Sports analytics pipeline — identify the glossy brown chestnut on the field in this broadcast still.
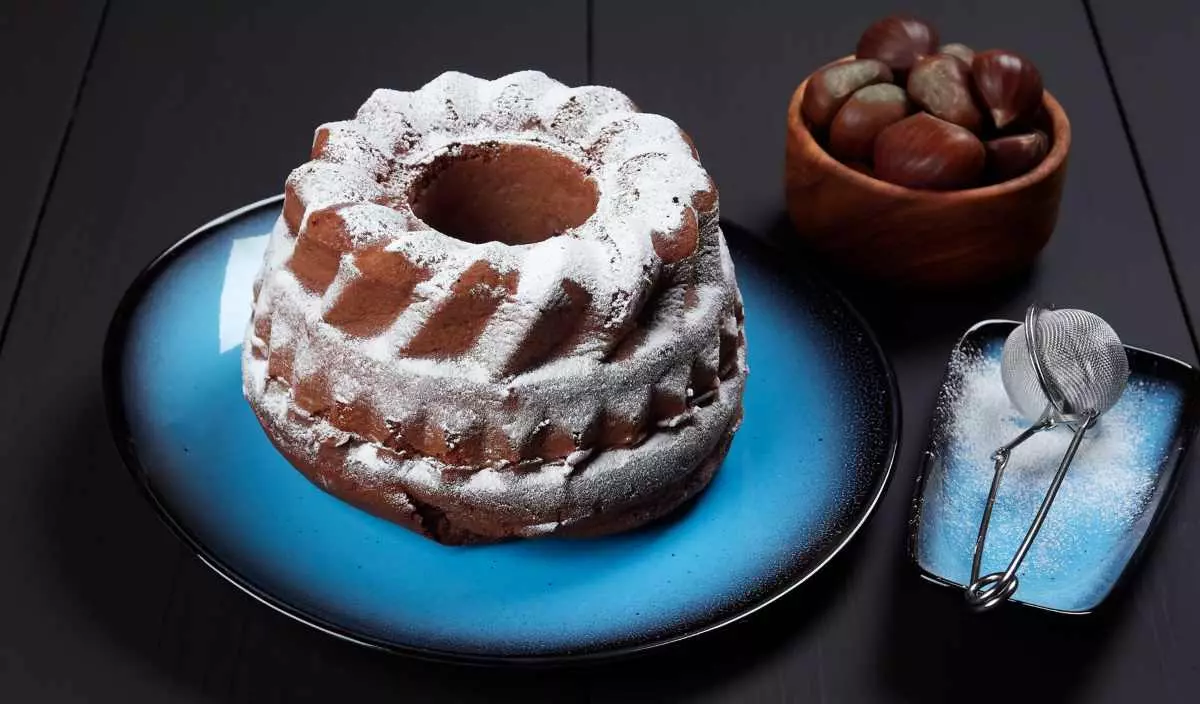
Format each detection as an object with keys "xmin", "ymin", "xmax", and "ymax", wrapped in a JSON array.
[
  {"xmin": 972, "ymin": 50, "xmax": 1044, "ymax": 129},
  {"xmin": 986, "ymin": 130, "xmax": 1049, "ymax": 182},
  {"xmin": 874, "ymin": 113, "xmax": 986, "ymax": 190},
  {"xmin": 855, "ymin": 15, "xmax": 939, "ymax": 73},
  {"xmin": 907, "ymin": 53, "xmax": 984, "ymax": 133},
  {"xmin": 828, "ymin": 84, "xmax": 911, "ymax": 163},
  {"xmin": 939, "ymin": 43, "xmax": 975, "ymax": 64},
  {"xmin": 800, "ymin": 59, "xmax": 894, "ymax": 129}
]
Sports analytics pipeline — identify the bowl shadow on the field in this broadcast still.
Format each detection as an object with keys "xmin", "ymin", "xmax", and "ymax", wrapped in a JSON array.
[{"xmin": 748, "ymin": 213, "xmax": 1037, "ymax": 351}]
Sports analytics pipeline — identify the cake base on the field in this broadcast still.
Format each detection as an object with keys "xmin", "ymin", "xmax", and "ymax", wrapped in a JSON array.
[{"xmin": 256, "ymin": 409, "xmax": 741, "ymax": 545}]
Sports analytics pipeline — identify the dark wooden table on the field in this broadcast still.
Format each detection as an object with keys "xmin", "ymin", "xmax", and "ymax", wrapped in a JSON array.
[{"xmin": 3, "ymin": 1, "xmax": 1197, "ymax": 701}]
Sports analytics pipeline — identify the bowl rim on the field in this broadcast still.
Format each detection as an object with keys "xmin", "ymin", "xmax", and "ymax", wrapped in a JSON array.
[{"xmin": 787, "ymin": 57, "xmax": 1071, "ymax": 199}]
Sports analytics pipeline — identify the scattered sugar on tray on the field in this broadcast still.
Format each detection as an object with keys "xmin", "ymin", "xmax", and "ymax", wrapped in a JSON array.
[{"xmin": 942, "ymin": 347, "xmax": 1167, "ymax": 577}]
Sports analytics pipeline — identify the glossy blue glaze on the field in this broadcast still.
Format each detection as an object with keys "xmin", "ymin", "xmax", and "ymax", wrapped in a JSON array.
[
  {"xmin": 915, "ymin": 323, "xmax": 1199, "ymax": 613},
  {"xmin": 108, "ymin": 199, "xmax": 896, "ymax": 660}
]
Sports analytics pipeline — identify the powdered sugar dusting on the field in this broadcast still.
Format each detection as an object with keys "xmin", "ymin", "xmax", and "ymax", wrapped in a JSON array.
[
  {"xmin": 283, "ymin": 70, "xmax": 724, "ymax": 371},
  {"xmin": 244, "ymin": 71, "xmax": 749, "ymax": 539},
  {"xmin": 251, "ymin": 363, "xmax": 744, "ymax": 530},
  {"xmin": 945, "ymin": 349, "xmax": 1159, "ymax": 531},
  {"xmin": 925, "ymin": 343, "xmax": 1181, "ymax": 599}
]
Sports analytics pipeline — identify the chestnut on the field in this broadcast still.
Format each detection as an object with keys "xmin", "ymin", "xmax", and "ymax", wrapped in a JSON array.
[
  {"xmin": 856, "ymin": 15, "xmax": 939, "ymax": 73},
  {"xmin": 828, "ymin": 84, "xmax": 912, "ymax": 163},
  {"xmin": 907, "ymin": 54, "xmax": 984, "ymax": 133},
  {"xmin": 874, "ymin": 113, "xmax": 986, "ymax": 190},
  {"xmin": 939, "ymin": 43, "xmax": 975, "ymax": 64},
  {"xmin": 801, "ymin": 59, "xmax": 894, "ymax": 129},
  {"xmin": 972, "ymin": 50, "xmax": 1044, "ymax": 130},
  {"xmin": 985, "ymin": 130, "xmax": 1049, "ymax": 181}
]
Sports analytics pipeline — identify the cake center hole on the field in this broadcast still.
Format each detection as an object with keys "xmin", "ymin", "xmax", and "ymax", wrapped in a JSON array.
[{"xmin": 410, "ymin": 143, "xmax": 598, "ymax": 245}]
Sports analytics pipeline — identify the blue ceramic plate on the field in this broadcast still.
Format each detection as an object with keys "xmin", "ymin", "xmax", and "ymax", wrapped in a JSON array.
[
  {"xmin": 103, "ymin": 196, "xmax": 899, "ymax": 663},
  {"xmin": 911, "ymin": 320, "xmax": 1200, "ymax": 613}
]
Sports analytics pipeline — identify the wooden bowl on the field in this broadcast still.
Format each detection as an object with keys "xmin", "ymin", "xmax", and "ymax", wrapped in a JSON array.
[{"xmin": 784, "ymin": 66, "xmax": 1070, "ymax": 289}]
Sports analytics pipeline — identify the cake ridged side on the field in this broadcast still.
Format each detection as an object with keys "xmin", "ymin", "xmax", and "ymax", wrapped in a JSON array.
[{"xmin": 243, "ymin": 71, "xmax": 748, "ymax": 542}]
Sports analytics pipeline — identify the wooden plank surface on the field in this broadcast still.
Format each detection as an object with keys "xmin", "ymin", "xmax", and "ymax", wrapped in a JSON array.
[
  {"xmin": 586, "ymin": 1, "xmax": 1200, "ymax": 702},
  {"xmin": 0, "ymin": 0, "xmax": 107, "ymax": 333},
  {"xmin": 5, "ymin": 0, "xmax": 1200, "ymax": 701},
  {"xmin": 0, "ymin": 1, "xmax": 587, "ymax": 701},
  {"xmin": 1089, "ymin": 0, "xmax": 1200, "ymax": 351}
]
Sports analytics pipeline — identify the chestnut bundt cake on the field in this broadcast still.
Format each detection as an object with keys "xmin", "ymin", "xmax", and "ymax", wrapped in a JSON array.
[{"xmin": 242, "ymin": 71, "xmax": 748, "ymax": 544}]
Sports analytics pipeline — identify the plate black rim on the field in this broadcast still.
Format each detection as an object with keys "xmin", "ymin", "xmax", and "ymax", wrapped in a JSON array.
[{"xmin": 101, "ymin": 195, "xmax": 902, "ymax": 666}]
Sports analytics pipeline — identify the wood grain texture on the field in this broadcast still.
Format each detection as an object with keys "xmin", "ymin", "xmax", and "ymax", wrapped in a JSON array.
[
  {"xmin": 1089, "ymin": 0, "xmax": 1200, "ymax": 351},
  {"xmin": 0, "ymin": 0, "xmax": 106, "ymax": 330},
  {"xmin": 0, "ymin": 1, "xmax": 586, "ymax": 701},
  {"xmin": 1083, "ymin": 5, "xmax": 1200, "ymax": 702},
  {"xmin": 786, "ymin": 77, "xmax": 1069, "ymax": 287},
  {"xmin": 590, "ymin": 0, "xmax": 1200, "ymax": 702},
  {"xmin": 3, "ymin": 1, "xmax": 1199, "ymax": 701}
]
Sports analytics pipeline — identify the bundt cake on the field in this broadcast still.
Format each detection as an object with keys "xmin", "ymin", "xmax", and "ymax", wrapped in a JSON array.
[{"xmin": 242, "ymin": 70, "xmax": 748, "ymax": 544}]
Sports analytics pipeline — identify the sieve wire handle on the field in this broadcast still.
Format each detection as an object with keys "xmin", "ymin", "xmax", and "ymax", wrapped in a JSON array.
[{"xmin": 965, "ymin": 407, "xmax": 1098, "ymax": 611}]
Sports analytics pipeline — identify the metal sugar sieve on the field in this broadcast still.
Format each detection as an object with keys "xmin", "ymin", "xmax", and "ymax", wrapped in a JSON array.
[{"xmin": 966, "ymin": 304, "xmax": 1131, "ymax": 611}]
